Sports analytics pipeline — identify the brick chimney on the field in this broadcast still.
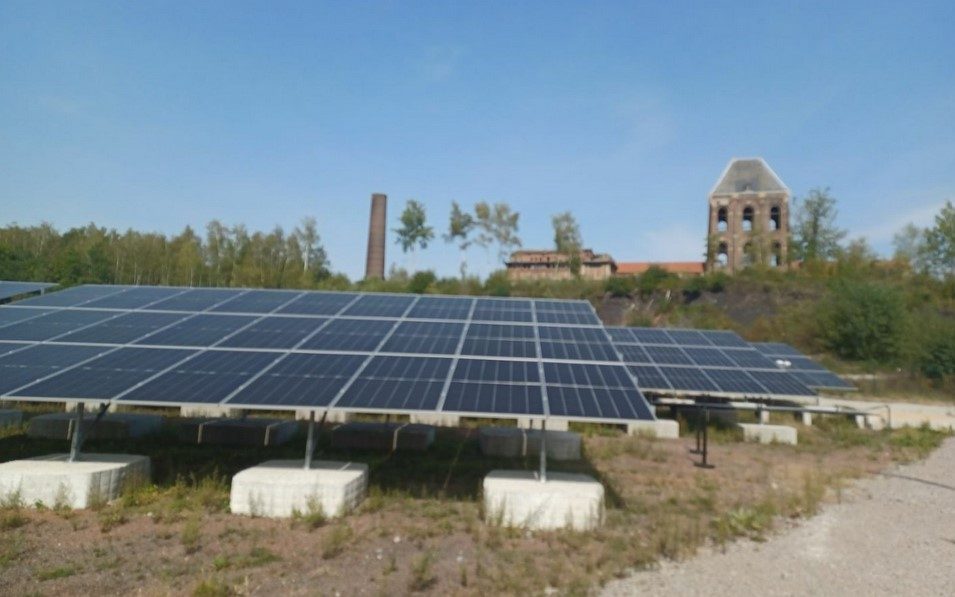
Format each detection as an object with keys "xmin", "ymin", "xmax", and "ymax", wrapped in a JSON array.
[{"xmin": 365, "ymin": 193, "xmax": 387, "ymax": 279}]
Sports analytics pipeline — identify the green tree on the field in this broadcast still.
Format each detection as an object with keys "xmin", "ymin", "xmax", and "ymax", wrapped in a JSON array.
[
  {"xmin": 922, "ymin": 201, "xmax": 955, "ymax": 278},
  {"xmin": 443, "ymin": 201, "xmax": 475, "ymax": 279},
  {"xmin": 817, "ymin": 281, "xmax": 906, "ymax": 362},
  {"xmin": 294, "ymin": 216, "xmax": 329, "ymax": 282},
  {"xmin": 551, "ymin": 211, "xmax": 583, "ymax": 276},
  {"xmin": 892, "ymin": 223, "xmax": 927, "ymax": 271},
  {"xmin": 792, "ymin": 188, "xmax": 846, "ymax": 262},
  {"xmin": 474, "ymin": 202, "xmax": 521, "ymax": 264},
  {"xmin": 394, "ymin": 199, "xmax": 435, "ymax": 273}
]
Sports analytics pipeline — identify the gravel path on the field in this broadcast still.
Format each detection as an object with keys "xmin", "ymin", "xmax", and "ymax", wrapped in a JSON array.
[{"xmin": 603, "ymin": 437, "xmax": 955, "ymax": 596}]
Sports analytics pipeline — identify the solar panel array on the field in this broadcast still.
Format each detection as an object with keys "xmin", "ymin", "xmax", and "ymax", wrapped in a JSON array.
[
  {"xmin": 607, "ymin": 327, "xmax": 817, "ymax": 398},
  {"xmin": 0, "ymin": 285, "xmax": 655, "ymax": 423},
  {"xmin": 0, "ymin": 281, "xmax": 56, "ymax": 302},
  {"xmin": 752, "ymin": 342, "xmax": 855, "ymax": 391}
]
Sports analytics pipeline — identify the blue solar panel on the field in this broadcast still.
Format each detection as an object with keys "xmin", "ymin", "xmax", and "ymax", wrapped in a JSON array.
[
  {"xmin": 443, "ymin": 382, "xmax": 544, "ymax": 415},
  {"xmin": 656, "ymin": 367, "xmax": 718, "ymax": 392},
  {"xmin": 117, "ymin": 350, "xmax": 277, "ymax": 405},
  {"xmin": 57, "ymin": 311, "xmax": 189, "ymax": 344},
  {"xmin": 607, "ymin": 328, "xmax": 639, "ymax": 343},
  {"xmin": 13, "ymin": 285, "xmax": 128, "ymax": 307},
  {"xmin": 683, "ymin": 347, "xmax": 736, "ymax": 368},
  {"xmin": 277, "ymin": 292, "xmax": 358, "ymax": 315},
  {"xmin": 536, "ymin": 310, "xmax": 600, "ymax": 325},
  {"xmin": 135, "ymin": 314, "xmax": 256, "ymax": 347},
  {"xmin": 342, "ymin": 294, "xmax": 414, "ymax": 318},
  {"xmin": 210, "ymin": 290, "xmax": 304, "ymax": 313},
  {"xmin": 753, "ymin": 342, "xmax": 804, "ymax": 358},
  {"xmin": 617, "ymin": 344, "xmax": 651, "ymax": 363},
  {"xmin": 0, "ymin": 307, "xmax": 55, "ymax": 327},
  {"xmin": 224, "ymin": 353, "xmax": 366, "ymax": 408},
  {"xmin": 461, "ymin": 336, "xmax": 538, "ymax": 358},
  {"xmin": 746, "ymin": 370, "xmax": 816, "ymax": 396},
  {"xmin": 631, "ymin": 328, "xmax": 674, "ymax": 344},
  {"xmin": 218, "ymin": 316, "xmax": 328, "ymax": 349},
  {"xmin": 722, "ymin": 349, "xmax": 777, "ymax": 369},
  {"xmin": 0, "ymin": 281, "xmax": 56, "ymax": 301},
  {"xmin": 452, "ymin": 359, "xmax": 540, "ymax": 383},
  {"xmin": 381, "ymin": 321, "xmax": 464, "ymax": 355},
  {"xmin": 644, "ymin": 345, "xmax": 694, "ymax": 366},
  {"xmin": 336, "ymin": 356, "xmax": 451, "ymax": 411},
  {"xmin": 539, "ymin": 340, "xmax": 618, "ymax": 362},
  {"xmin": 789, "ymin": 370, "xmax": 855, "ymax": 390},
  {"xmin": 704, "ymin": 368, "xmax": 769, "ymax": 394},
  {"xmin": 0, "ymin": 309, "xmax": 120, "ymax": 341},
  {"xmin": 627, "ymin": 365, "xmax": 671, "ymax": 390},
  {"xmin": 13, "ymin": 347, "xmax": 195, "ymax": 399},
  {"xmin": 299, "ymin": 318, "xmax": 395, "ymax": 352},
  {"xmin": 0, "ymin": 342, "xmax": 32, "ymax": 357},
  {"xmin": 0, "ymin": 344, "xmax": 107, "ymax": 394},
  {"xmin": 146, "ymin": 288, "xmax": 242, "ymax": 312},
  {"xmin": 785, "ymin": 357, "xmax": 828, "ymax": 372},
  {"xmin": 665, "ymin": 329, "xmax": 711, "ymax": 346},
  {"xmin": 546, "ymin": 385, "xmax": 652, "ymax": 420},
  {"xmin": 543, "ymin": 362, "xmax": 635, "ymax": 389},
  {"xmin": 699, "ymin": 330, "xmax": 750, "ymax": 348},
  {"xmin": 472, "ymin": 298, "xmax": 533, "ymax": 323},
  {"xmin": 82, "ymin": 286, "xmax": 185, "ymax": 310},
  {"xmin": 407, "ymin": 297, "xmax": 473, "ymax": 320}
]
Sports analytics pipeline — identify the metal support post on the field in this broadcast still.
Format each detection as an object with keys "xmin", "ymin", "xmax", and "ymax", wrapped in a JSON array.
[
  {"xmin": 67, "ymin": 402, "xmax": 109, "ymax": 463},
  {"xmin": 303, "ymin": 410, "xmax": 328, "ymax": 470},
  {"xmin": 695, "ymin": 408, "xmax": 714, "ymax": 469},
  {"xmin": 539, "ymin": 417, "xmax": 548, "ymax": 483}
]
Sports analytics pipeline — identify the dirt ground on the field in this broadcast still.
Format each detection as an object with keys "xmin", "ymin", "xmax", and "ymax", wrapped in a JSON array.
[{"xmin": 0, "ymin": 412, "xmax": 946, "ymax": 596}]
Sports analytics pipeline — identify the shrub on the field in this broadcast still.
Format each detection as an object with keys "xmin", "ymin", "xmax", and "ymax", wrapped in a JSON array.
[
  {"xmin": 483, "ymin": 270, "xmax": 511, "ymax": 297},
  {"xmin": 407, "ymin": 270, "xmax": 437, "ymax": 294},
  {"xmin": 636, "ymin": 266, "xmax": 676, "ymax": 297},
  {"xmin": 817, "ymin": 281, "xmax": 906, "ymax": 362},
  {"xmin": 605, "ymin": 276, "xmax": 636, "ymax": 298}
]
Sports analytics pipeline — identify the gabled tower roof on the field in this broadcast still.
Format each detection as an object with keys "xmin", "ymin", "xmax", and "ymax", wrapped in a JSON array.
[{"xmin": 710, "ymin": 158, "xmax": 789, "ymax": 195}]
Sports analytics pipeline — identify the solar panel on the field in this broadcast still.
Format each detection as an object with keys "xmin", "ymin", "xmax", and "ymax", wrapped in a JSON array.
[
  {"xmin": 0, "ymin": 344, "xmax": 108, "ymax": 394},
  {"xmin": 0, "ymin": 309, "xmax": 120, "ymax": 341},
  {"xmin": 665, "ymin": 329, "xmax": 710, "ymax": 346},
  {"xmin": 699, "ymin": 330, "xmax": 751, "ymax": 348},
  {"xmin": 12, "ymin": 347, "xmax": 195, "ymax": 400},
  {"xmin": 656, "ymin": 366, "xmax": 719, "ymax": 392},
  {"xmin": 627, "ymin": 365, "xmax": 671, "ymax": 390},
  {"xmin": 13, "ymin": 285, "xmax": 128, "ymax": 307},
  {"xmin": 703, "ymin": 368, "xmax": 769, "ymax": 394},
  {"xmin": 644, "ymin": 345, "xmax": 694, "ymax": 366},
  {"xmin": 746, "ymin": 370, "xmax": 816, "ymax": 396},
  {"xmin": 1, "ymin": 284, "xmax": 658, "ymax": 423},
  {"xmin": 751, "ymin": 342, "xmax": 855, "ymax": 390},
  {"xmin": 789, "ymin": 370, "xmax": 856, "ymax": 391},
  {"xmin": 0, "ymin": 281, "xmax": 57, "ymax": 301},
  {"xmin": 683, "ymin": 347, "xmax": 736, "ymax": 368}
]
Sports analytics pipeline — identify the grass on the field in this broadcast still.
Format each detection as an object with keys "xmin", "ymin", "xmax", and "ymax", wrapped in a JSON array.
[
  {"xmin": 35, "ymin": 564, "xmax": 78, "ymax": 581},
  {"xmin": 0, "ymin": 408, "xmax": 948, "ymax": 594}
]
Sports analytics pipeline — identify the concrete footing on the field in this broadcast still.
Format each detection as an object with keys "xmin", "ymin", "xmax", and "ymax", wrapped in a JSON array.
[
  {"xmin": 626, "ymin": 419, "xmax": 680, "ymax": 439},
  {"xmin": 28, "ymin": 413, "xmax": 163, "ymax": 441},
  {"xmin": 0, "ymin": 454, "xmax": 150, "ymax": 509},
  {"xmin": 177, "ymin": 418, "xmax": 298, "ymax": 447},
  {"xmin": 0, "ymin": 409, "xmax": 23, "ymax": 428},
  {"xmin": 408, "ymin": 413, "xmax": 461, "ymax": 427},
  {"xmin": 483, "ymin": 470, "xmax": 604, "ymax": 531},
  {"xmin": 516, "ymin": 418, "xmax": 569, "ymax": 432},
  {"xmin": 478, "ymin": 427, "xmax": 581, "ymax": 460},
  {"xmin": 180, "ymin": 405, "xmax": 245, "ymax": 418},
  {"xmin": 737, "ymin": 423, "xmax": 798, "ymax": 445},
  {"xmin": 331, "ymin": 422, "xmax": 435, "ymax": 452},
  {"xmin": 230, "ymin": 460, "xmax": 368, "ymax": 518}
]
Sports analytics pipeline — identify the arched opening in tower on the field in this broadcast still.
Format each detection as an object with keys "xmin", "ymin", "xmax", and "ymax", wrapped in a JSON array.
[
  {"xmin": 717, "ymin": 207, "xmax": 728, "ymax": 232},
  {"xmin": 770, "ymin": 205, "xmax": 781, "ymax": 231},
  {"xmin": 742, "ymin": 206, "xmax": 754, "ymax": 232},
  {"xmin": 771, "ymin": 241, "xmax": 782, "ymax": 267},
  {"xmin": 717, "ymin": 242, "xmax": 728, "ymax": 268}
]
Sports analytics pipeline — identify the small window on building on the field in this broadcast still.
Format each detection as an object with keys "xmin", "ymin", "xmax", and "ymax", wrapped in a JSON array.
[
  {"xmin": 770, "ymin": 205, "xmax": 781, "ymax": 231},
  {"xmin": 742, "ymin": 206, "xmax": 754, "ymax": 232},
  {"xmin": 771, "ymin": 242, "xmax": 782, "ymax": 267},
  {"xmin": 717, "ymin": 242, "xmax": 729, "ymax": 268},
  {"xmin": 717, "ymin": 207, "xmax": 728, "ymax": 232}
]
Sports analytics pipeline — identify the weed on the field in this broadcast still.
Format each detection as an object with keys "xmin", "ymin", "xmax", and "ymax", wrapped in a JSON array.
[
  {"xmin": 98, "ymin": 506, "xmax": 128, "ymax": 533},
  {"xmin": 408, "ymin": 550, "xmax": 436, "ymax": 592},
  {"xmin": 322, "ymin": 523, "xmax": 352, "ymax": 559},
  {"xmin": 181, "ymin": 517, "xmax": 202, "ymax": 553},
  {"xmin": 0, "ymin": 533, "xmax": 26, "ymax": 568},
  {"xmin": 36, "ymin": 564, "xmax": 77, "ymax": 581},
  {"xmin": 193, "ymin": 578, "xmax": 232, "ymax": 597},
  {"xmin": 291, "ymin": 496, "xmax": 326, "ymax": 530},
  {"xmin": 239, "ymin": 546, "xmax": 281, "ymax": 568}
]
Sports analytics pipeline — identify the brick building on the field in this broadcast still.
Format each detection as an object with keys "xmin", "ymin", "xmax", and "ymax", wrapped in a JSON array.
[
  {"xmin": 706, "ymin": 158, "xmax": 790, "ymax": 273},
  {"xmin": 506, "ymin": 249, "xmax": 617, "ymax": 281}
]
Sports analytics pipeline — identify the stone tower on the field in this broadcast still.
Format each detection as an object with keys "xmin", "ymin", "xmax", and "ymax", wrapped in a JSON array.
[{"xmin": 707, "ymin": 158, "xmax": 790, "ymax": 273}]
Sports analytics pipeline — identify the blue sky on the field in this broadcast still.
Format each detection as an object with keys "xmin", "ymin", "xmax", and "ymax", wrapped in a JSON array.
[{"xmin": 2, "ymin": 1, "xmax": 953, "ymax": 279}]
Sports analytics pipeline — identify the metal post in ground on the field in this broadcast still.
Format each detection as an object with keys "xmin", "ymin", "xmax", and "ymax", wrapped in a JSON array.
[
  {"xmin": 304, "ymin": 410, "xmax": 316, "ymax": 470},
  {"xmin": 539, "ymin": 417, "xmax": 548, "ymax": 483},
  {"xmin": 695, "ymin": 408, "xmax": 715, "ymax": 469},
  {"xmin": 67, "ymin": 402, "xmax": 85, "ymax": 463}
]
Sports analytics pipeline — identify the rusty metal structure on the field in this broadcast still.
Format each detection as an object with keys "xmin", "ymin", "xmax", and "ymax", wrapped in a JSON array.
[{"xmin": 365, "ymin": 193, "xmax": 387, "ymax": 279}]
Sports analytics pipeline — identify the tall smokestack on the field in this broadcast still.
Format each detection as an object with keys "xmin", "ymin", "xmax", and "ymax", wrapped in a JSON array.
[{"xmin": 365, "ymin": 193, "xmax": 387, "ymax": 279}]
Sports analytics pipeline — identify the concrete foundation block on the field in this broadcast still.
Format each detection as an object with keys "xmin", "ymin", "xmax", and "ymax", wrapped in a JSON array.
[
  {"xmin": 177, "ymin": 418, "xmax": 297, "ymax": 447},
  {"xmin": 478, "ymin": 427, "xmax": 581, "ymax": 460},
  {"xmin": 800, "ymin": 412, "xmax": 813, "ymax": 426},
  {"xmin": 180, "ymin": 405, "xmax": 245, "ymax": 418},
  {"xmin": 626, "ymin": 419, "xmax": 680, "ymax": 439},
  {"xmin": 331, "ymin": 422, "xmax": 435, "ymax": 452},
  {"xmin": 483, "ymin": 470, "xmax": 604, "ymax": 531},
  {"xmin": 28, "ymin": 413, "xmax": 163, "ymax": 441},
  {"xmin": 0, "ymin": 454, "xmax": 150, "ymax": 509},
  {"xmin": 0, "ymin": 409, "xmax": 23, "ymax": 428},
  {"xmin": 230, "ymin": 460, "xmax": 368, "ymax": 518},
  {"xmin": 516, "ymin": 418, "xmax": 569, "ymax": 431},
  {"xmin": 738, "ymin": 423, "xmax": 798, "ymax": 445},
  {"xmin": 409, "ymin": 413, "xmax": 461, "ymax": 427}
]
